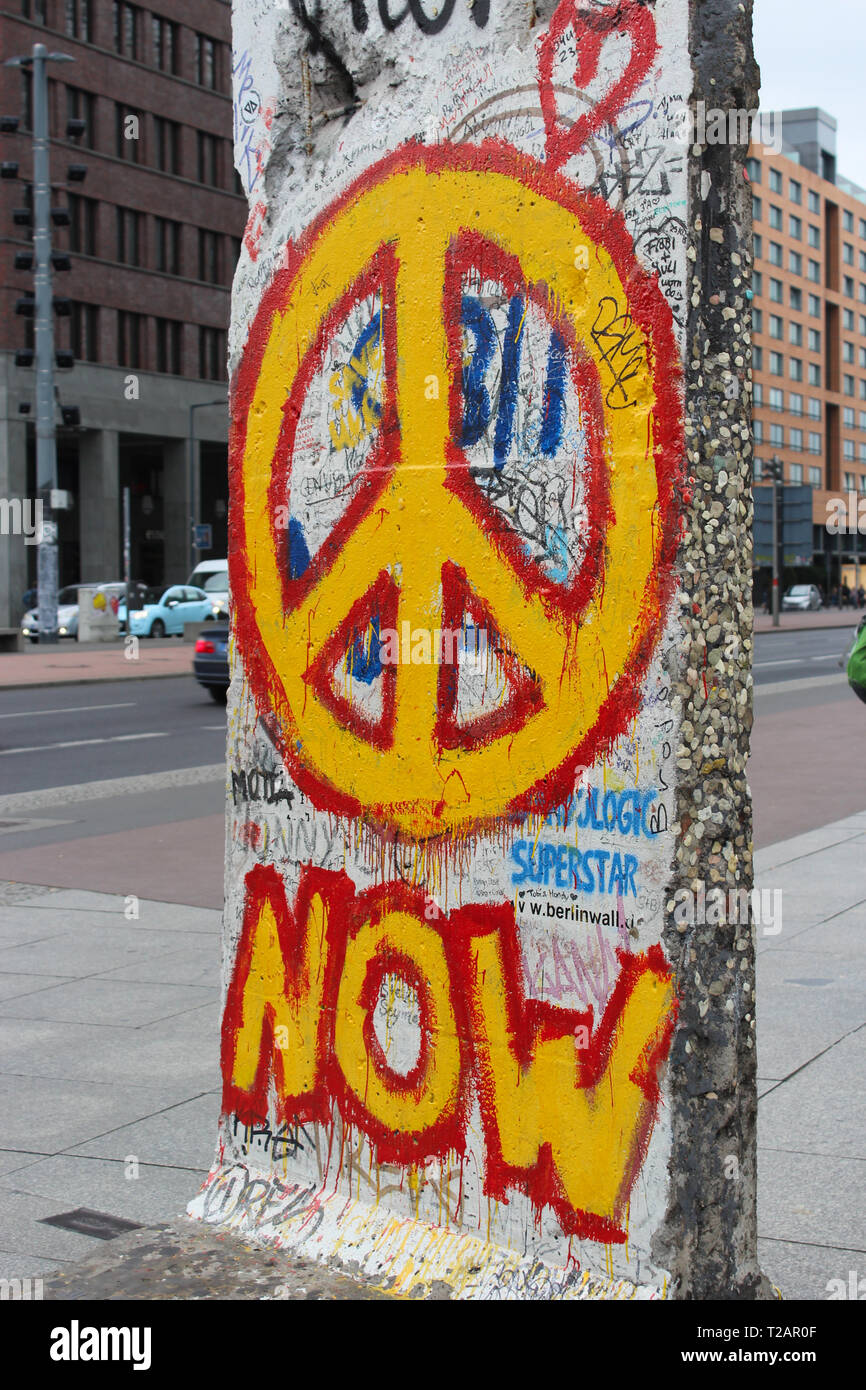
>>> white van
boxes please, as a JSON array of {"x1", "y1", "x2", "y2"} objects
[{"x1": 188, "y1": 558, "x2": 229, "y2": 617}]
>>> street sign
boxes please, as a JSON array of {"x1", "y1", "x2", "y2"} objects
[{"x1": 192, "y1": 523, "x2": 213, "y2": 550}]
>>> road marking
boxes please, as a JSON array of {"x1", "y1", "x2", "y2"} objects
[
  {"x1": 754, "y1": 674, "x2": 847, "y2": 697},
  {"x1": 0, "y1": 702, "x2": 136, "y2": 721},
  {"x1": 0, "y1": 763, "x2": 225, "y2": 814},
  {"x1": 754, "y1": 655, "x2": 842, "y2": 669},
  {"x1": 0, "y1": 733, "x2": 167, "y2": 756}
]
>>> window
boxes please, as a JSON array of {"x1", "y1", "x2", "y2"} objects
[
  {"x1": 754, "y1": 382, "x2": 763, "y2": 406},
  {"x1": 789, "y1": 463, "x2": 803, "y2": 483},
  {"x1": 769, "y1": 278, "x2": 783, "y2": 303},
  {"x1": 152, "y1": 14, "x2": 178, "y2": 72},
  {"x1": 809, "y1": 363, "x2": 822, "y2": 387},
  {"x1": 790, "y1": 287, "x2": 802, "y2": 312},
  {"x1": 754, "y1": 234, "x2": 763, "y2": 259},
  {"x1": 198, "y1": 229, "x2": 221, "y2": 284},
  {"x1": 844, "y1": 472, "x2": 856, "y2": 490},
  {"x1": 199, "y1": 325, "x2": 226, "y2": 380},
  {"x1": 753, "y1": 419, "x2": 764, "y2": 443},
  {"x1": 66, "y1": 86, "x2": 96, "y2": 150},
  {"x1": 153, "y1": 116, "x2": 180, "y2": 174},
  {"x1": 196, "y1": 132, "x2": 219, "y2": 186},
  {"x1": 155, "y1": 217, "x2": 181, "y2": 275},
  {"x1": 752, "y1": 196, "x2": 762, "y2": 222},
  {"x1": 860, "y1": 412, "x2": 866, "y2": 431},
  {"x1": 155, "y1": 318, "x2": 182, "y2": 374},
  {"x1": 808, "y1": 259, "x2": 821, "y2": 283},
  {"x1": 770, "y1": 424, "x2": 784, "y2": 447},
  {"x1": 789, "y1": 392, "x2": 803, "y2": 416},
  {"x1": 861, "y1": 316, "x2": 866, "y2": 335},
  {"x1": 753, "y1": 345, "x2": 763, "y2": 370},
  {"x1": 769, "y1": 387, "x2": 784, "y2": 412},
  {"x1": 753, "y1": 270, "x2": 763, "y2": 295},
  {"x1": 809, "y1": 190, "x2": 821, "y2": 214},
  {"x1": 70, "y1": 302, "x2": 99, "y2": 362},
  {"x1": 65, "y1": 0, "x2": 91, "y2": 40},
  {"x1": 115, "y1": 206, "x2": 142, "y2": 266},
  {"x1": 808, "y1": 328, "x2": 821, "y2": 353},
  {"x1": 789, "y1": 322, "x2": 803, "y2": 347},
  {"x1": 845, "y1": 276, "x2": 855, "y2": 298},
  {"x1": 809, "y1": 434, "x2": 822, "y2": 456},
  {"x1": 844, "y1": 308, "x2": 855, "y2": 331},
  {"x1": 844, "y1": 242, "x2": 855, "y2": 265},
  {"x1": 844, "y1": 374, "x2": 855, "y2": 396},
  {"x1": 117, "y1": 310, "x2": 143, "y2": 368},
  {"x1": 68, "y1": 193, "x2": 97, "y2": 255},
  {"x1": 21, "y1": 1, "x2": 48, "y2": 21},
  {"x1": 790, "y1": 428, "x2": 803, "y2": 451},
  {"x1": 844, "y1": 341, "x2": 855, "y2": 364},
  {"x1": 789, "y1": 214, "x2": 802, "y2": 240},
  {"x1": 861, "y1": 381, "x2": 866, "y2": 401},
  {"x1": 844, "y1": 209, "x2": 854, "y2": 233},
  {"x1": 789, "y1": 250, "x2": 803, "y2": 276},
  {"x1": 769, "y1": 242, "x2": 783, "y2": 266},
  {"x1": 115, "y1": 103, "x2": 142, "y2": 162},
  {"x1": 809, "y1": 294, "x2": 821, "y2": 316},
  {"x1": 844, "y1": 440, "x2": 856, "y2": 461},
  {"x1": 861, "y1": 252, "x2": 866, "y2": 273},
  {"x1": 809, "y1": 466, "x2": 822, "y2": 486},
  {"x1": 861, "y1": 218, "x2": 866, "y2": 239},
  {"x1": 770, "y1": 351, "x2": 784, "y2": 375},
  {"x1": 753, "y1": 458, "x2": 764, "y2": 483},
  {"x1": 844, "y1": 407, "x2": 856, "y2": 429},
  {"x1": 769, "y1": 168, "x2": 782, "y2": 194},
  {"x1": 747, "y1": 157, "x2": 761, "y2": 183},
  {"x1": 769, "y1": 205, "x2": 783, "y2": 230},
  {"x1": 861, "y1": 284, "x2": 866, "y2": 303},
  {"x1": 751, "y1": 308, "x2": 763, "y2": 333},
  {"x1": 789, "y1": 358, "x2": 803, "y2": 381},
  {"x1": 113, "y1": 2, "x2": 139, "y2": 60},
  {"x1": 195, "y1": 33, "x2": 217, "y2": 88},
  {"x1": 808, "y1": 398, "x2": 821, "y2": 420},
  {"x1": 789, "y1": 179, "x2": 802, "y2": 205},
  {"x1": 808, "y1": 225, "x2": 820, "y2": 248}
]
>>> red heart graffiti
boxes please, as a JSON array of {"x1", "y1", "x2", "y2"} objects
[{"x1": 538, "y1": 0, "x2": 658, "y2": 172}]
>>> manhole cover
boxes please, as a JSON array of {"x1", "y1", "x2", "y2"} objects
[{"x1": 39, "y1": 1208, "x2": 143, "y2": 1240}]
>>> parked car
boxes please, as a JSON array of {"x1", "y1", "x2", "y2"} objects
[
  {"x1": 188, "y1": 559, "x2": 229, "y2": 618},
  {"x1": 781, "y1": 583, "x2": 822, "y2": 612},
  {"x1": 118, "y1": 585, "x2": 215, "y2": 638},
  {"x1": 20, "y1": 581, "x2": 135, "y2": 641},
  {"x1": 193, "y1": 623, "x2": 229, "y2": 701}
]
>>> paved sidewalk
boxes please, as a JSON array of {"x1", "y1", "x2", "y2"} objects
[
  {"x1": 0, "y1": 640, "x2": 196, "y2": 689},
  {"x1": 0, "y1": 810, "x2": 862, "y2": 1299},
  {"x1": 754, "y1": 609, "x2": 863, "y2": 633}
]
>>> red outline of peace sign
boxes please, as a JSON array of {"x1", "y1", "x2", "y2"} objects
[{"x1": 230, "y1": 141, "x2": 683, "y2": 840}]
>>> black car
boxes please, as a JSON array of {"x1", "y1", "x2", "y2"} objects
[{"x1": 193, "y1": 623, "x2": 229, "y2": 702}]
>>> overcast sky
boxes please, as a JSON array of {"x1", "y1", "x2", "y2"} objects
[{"x1": 754, "y1": 0, "x2": 864, "y2": 184}]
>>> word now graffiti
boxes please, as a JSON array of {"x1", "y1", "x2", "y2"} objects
[{"x1": 221, "y1": 862, "x2": 676, "y2": 1241}]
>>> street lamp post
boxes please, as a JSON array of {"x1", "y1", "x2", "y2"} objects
[
  {"x1": 5, "y1": 43, "x2": 74, "y2": 644},
  {"x1": 763, "y1": 456, "x2": 784, "y2": 629},
  {"x1": 188, "y1": 398, "x2": 227, "y2": 577}
]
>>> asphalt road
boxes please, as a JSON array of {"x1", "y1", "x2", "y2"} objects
[
  {"x1": 753, "y1": 625, "x2": 859, "y2": 684},
  {"x1": 0, "y1": 677, "x2": 226, "y2": 797}
]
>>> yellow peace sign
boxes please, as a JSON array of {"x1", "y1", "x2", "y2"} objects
[{"x1": 234, "y1": 144, "x2": 680, "y2": 838}]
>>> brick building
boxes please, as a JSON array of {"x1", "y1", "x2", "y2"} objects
[
  {"x1": 0, "y1": 0, "x2": 246, "y2": 624},
  {"x1": 750, "y1": 109, "x2": 866, "y2": 597}
]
